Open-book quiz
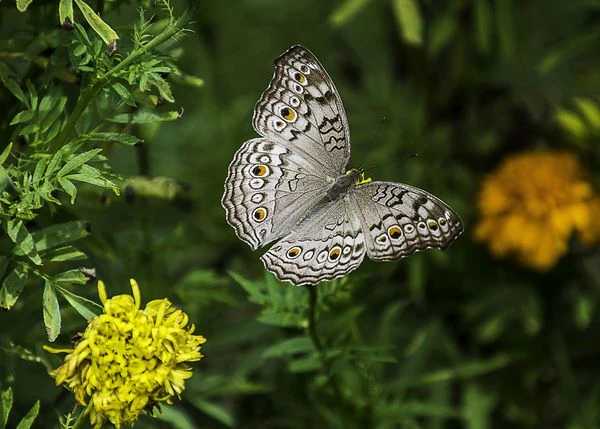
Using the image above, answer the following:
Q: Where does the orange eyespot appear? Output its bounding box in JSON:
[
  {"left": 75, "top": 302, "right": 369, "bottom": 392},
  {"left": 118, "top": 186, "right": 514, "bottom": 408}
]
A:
[
  {"left": 388, "top": 226, "right": 402, "bottom": 239},
  {"left": 252, "top": 207, "right": 267, "bottom": 222},
  {"left": 294, "top": 72, "right": 306, "bottom": 84},
  {"left": 251, "top": 165, "right": 269, "bottom": 177},
  {"left": 280, "top": 107, "right": 297, "bottom": 122},
  {"left": 287, "top": 246, "right": 302, "bottom": 259},
  {"left": 427, "top": 219, "right": 439, "bottom": 231},
  {"left": 329, "top": 246, "right": 341, "bottom": 261}
]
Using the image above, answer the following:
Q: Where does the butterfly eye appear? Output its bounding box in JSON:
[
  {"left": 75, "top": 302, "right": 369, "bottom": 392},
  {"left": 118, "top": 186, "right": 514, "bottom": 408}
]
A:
[
  {"left": 280, "top": 107, "right": 297, "bottom": 122},
  {"left": 299, "top": 64, "right": 310, "bottom": 74},
  {"left": 251, "top": 165, "right": 270, "bottom": 177},
  {"left": 252, "top": 207, "right": 268, "bottom": 222},
  {"left": 404, "top": 224, "right": 415, "bottom": 234},
  {"left": 377, "top": 234, "right": 388, "bottom": 244},
  {"left": 287, "top": 246, "right": 302, "bottom": 259},
  {"left": 417, "top": 222, "right": 427, "bottom": 231},
  {"left": 427, "top": 219, "right": 439, "bottom": 231},
  {"left": 292, "top": 83, "right": 304, "bottom": 94},
  {"left": 259, "top": 155, "right": 271, "bottom": 163},
  {"left": 438, "top": 218, "right": 447, "bottom": 227},
  {"left": 289, "top": 96, "right": 300, "bottom": 108},
  {"left": 388, "top": 226, "right": 403, "bottom": 240},
  {"left": 328, "top": 246, "right": 342, "bottom": 261}
]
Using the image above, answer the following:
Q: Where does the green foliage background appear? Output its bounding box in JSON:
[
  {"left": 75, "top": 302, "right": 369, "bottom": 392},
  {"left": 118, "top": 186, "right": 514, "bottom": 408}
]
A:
[{"left": 1, "top": 0, "right": 600, "bottom": 428}]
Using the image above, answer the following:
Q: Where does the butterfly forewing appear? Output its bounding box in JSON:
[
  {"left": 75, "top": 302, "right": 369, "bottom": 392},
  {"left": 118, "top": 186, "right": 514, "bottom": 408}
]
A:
[
  {"left": 222, "top": 138, "right": 328, "bottom": 250},
  {"left": 252, "top": 45, "right": 351, "bottom": 176}
]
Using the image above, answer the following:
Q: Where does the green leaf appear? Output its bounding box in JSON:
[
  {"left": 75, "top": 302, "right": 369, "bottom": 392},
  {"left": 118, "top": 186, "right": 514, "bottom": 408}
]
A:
[
  {"left": 494, "top": 0, "right": 515, "bottom": 60},
  {"left": 66, "top": 173, "right": 120, "bottom": 193},
  {"left": 379, "top": 401, "right": 462, "bottom": 420},
  {"left": 56, "top": 148, "right": 102, "bottom": 176},
  {"left": 15, "top": 401, "right": 39, "bottom": 429},
  {"left": 474, "top": 0, "right": 492, "bottom": 54},
  {"left": 393, "top": 0, "right": 423, "bottom": 46},
  {"left": 0, "top": 143, "right": 13, "bottom": 166},
  {"left": 0, "top": 265, "right": 28, "bottom": 310},
  {"left": 74, "top": 0, "right": 119, "bottom": 45},
  {"left": 189, "top": 400, "right": 235, "bottom": 428},
  {"left": 41, "top": 246, "right": 86, "bottom": 262},
  {"left": 0, "top": 64, "right": 29, "bottom": 108},
  {"left": 45, "top": 150, "right": 63, "bottom": 176},
  {"left": 329, "top": 0, "right": 371, "bottom": 26},
  {"left": 288, "top": 353, "right": 322, "bottom": 373},
  {"left": 88, "top": 132, "right": 143, "bottom": 146},
  {"left": 10, "top": 110, "right": 34, "bottom": 125},
  {"left": 5, "top": 220, "right": 42, "bottom": 265},
  {"left": 0, "top": 388, "right": 13, "bottom": 429},
  {"left": 58, "top": 177, "right": 77, "bottom": 203},
  {"left": 463, "top": 383, "right": 495, "bottom": 429},
  {"left": 50, "top": 269, "right": 89, "bottom": 285},
  {"left": 16, "top": 0, "right": 34, "bottom": 12},
  {"left": 59, "top": 0, "right": 74, "bottom": 27},
  {"left": 56, "top": 286, "right": 101, "bottom": 320},
  {"left": 263, "top": 336, "right": 315, "bottom": 358},
  {"left": 43, "top": 281, "right": 61, "bottom": 342},
  {"left": 109, "top": 110, "right": 180, "bottom": 123},
  {"left": 30, "top": 220, "right": 90, "bottom": 253}
]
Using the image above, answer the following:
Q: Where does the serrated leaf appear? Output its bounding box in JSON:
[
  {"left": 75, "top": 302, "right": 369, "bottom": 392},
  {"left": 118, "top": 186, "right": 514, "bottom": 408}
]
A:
[
  {"left": 0, "top": 388, "right": 13, "bottom": 429},
  {"left": 5, "top": 220, "right": 42, "bottom": 265},
  {"left": 74, "top": 0, "right": 118, "bottom": 45},
  {"left": 59, "top": 0, "right": 74, "bottom": 27},
  {"left": 263, "top": 336, "right": 315, "bottom": 358},
  {"left": 66, "top": 173, "right": 119, "bottom": 193},
  {"left": 109, "top": 110, "right": 180, "bottom": 123},
  {"left": 56, "top": 286, "right": 100, "bottom": 320},
  {"left": 88, "top": 132, "right": 143, "bottom": 146},
  {"left": 15, "top": 401, "right": 39, "bottom": 429},
  {"left": 0, "top": 265, "right": 28, "bottom": 309},
  {"left": 32, "top": 159, "right": 46, "bottom": 184},
  {"left": 43, "top": 281, "right": 61, "bottom": 341},
  {"left": 56, "top": 148, "right": 101, "bottom": 177}
]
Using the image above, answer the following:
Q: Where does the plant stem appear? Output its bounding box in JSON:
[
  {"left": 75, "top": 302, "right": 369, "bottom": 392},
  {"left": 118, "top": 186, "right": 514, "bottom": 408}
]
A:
[
  {"left": 50, "top": 13, "right": 188, "bottom": 153},
  {"left": 306, "top": 286, "right": 346, "bottom": 411},
  {"left": 71, "top": 405, "right": 90, "bottom": 429}
]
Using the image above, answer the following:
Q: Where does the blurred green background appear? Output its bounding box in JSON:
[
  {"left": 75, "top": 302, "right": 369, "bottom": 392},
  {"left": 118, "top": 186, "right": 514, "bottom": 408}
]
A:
[{"left": 1, "top": 0, "right": 600, "bottom": 427}]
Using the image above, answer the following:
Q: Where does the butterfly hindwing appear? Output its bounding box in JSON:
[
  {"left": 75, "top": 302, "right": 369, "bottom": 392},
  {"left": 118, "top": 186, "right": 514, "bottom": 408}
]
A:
[
  {"left": 253, "top": 45, "right": 350, "bottom": 176},
  {"left": 351, "top": 182, "right": 463, "bottom": 260},
  {"left": 261, "top": 199, "right": 366, "bottom": 285},
  {"left": 222, "top": 138, "right": 329, "bottom": 250}
]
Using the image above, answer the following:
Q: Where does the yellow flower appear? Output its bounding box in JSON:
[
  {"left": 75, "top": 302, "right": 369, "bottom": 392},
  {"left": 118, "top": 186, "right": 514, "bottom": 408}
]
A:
[
  {"left": 474, "top": 151, "right": 600, "bottom": 270},
  {"left": 45, "top": 279, "right": 206, "bottom": 428}
]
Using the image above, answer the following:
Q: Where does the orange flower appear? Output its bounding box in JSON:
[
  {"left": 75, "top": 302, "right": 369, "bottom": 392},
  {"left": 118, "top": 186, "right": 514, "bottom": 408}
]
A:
[{"left": 474, "top": 151, "right": 600, "bottom": 270}]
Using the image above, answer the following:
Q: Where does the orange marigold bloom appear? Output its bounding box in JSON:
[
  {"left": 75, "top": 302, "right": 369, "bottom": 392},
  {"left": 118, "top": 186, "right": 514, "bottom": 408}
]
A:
[{"left": 474, "top": 151, "right": 600, "bottom": 270}]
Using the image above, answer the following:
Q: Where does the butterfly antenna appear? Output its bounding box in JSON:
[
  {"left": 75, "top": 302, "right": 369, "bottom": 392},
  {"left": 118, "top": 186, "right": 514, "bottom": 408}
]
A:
[
  {"left": 358, "top": 116, "right": 387, "bottom": 169},
  {"left": 363, "top": 153, "right": 419, "bottom": 172}
]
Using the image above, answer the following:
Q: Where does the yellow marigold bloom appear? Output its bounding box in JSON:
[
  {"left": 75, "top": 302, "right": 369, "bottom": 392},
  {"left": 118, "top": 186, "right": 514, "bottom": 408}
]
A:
[
  {"left": 474, "top": 151, "right": 600, "bottom": 270},
  {"left": 45, "top": 279, "right": 206, "bottom": 428}
]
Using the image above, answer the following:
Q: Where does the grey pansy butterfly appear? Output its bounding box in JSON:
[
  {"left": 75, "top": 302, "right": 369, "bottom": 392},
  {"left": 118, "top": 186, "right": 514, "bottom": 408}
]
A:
[{"left": 222, "top": 45, "right": 463, "bottom": 286}]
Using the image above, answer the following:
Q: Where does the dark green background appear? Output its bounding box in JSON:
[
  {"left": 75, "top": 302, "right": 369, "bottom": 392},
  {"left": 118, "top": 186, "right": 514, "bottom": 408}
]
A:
[{"left": 1, "top": 0, "right": 600, "bottom": 428}]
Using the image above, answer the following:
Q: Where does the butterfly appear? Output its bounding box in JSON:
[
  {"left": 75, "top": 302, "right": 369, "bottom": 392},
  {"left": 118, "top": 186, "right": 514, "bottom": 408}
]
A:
[{"left": 222, "top": 45, "right": 463, "bottom": 286}]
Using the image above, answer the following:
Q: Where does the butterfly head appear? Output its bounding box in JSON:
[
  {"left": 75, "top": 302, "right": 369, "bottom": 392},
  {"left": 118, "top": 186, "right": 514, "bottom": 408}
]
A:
[{"left": 346, "top": 168, "right": 372, "bottom": 185}]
